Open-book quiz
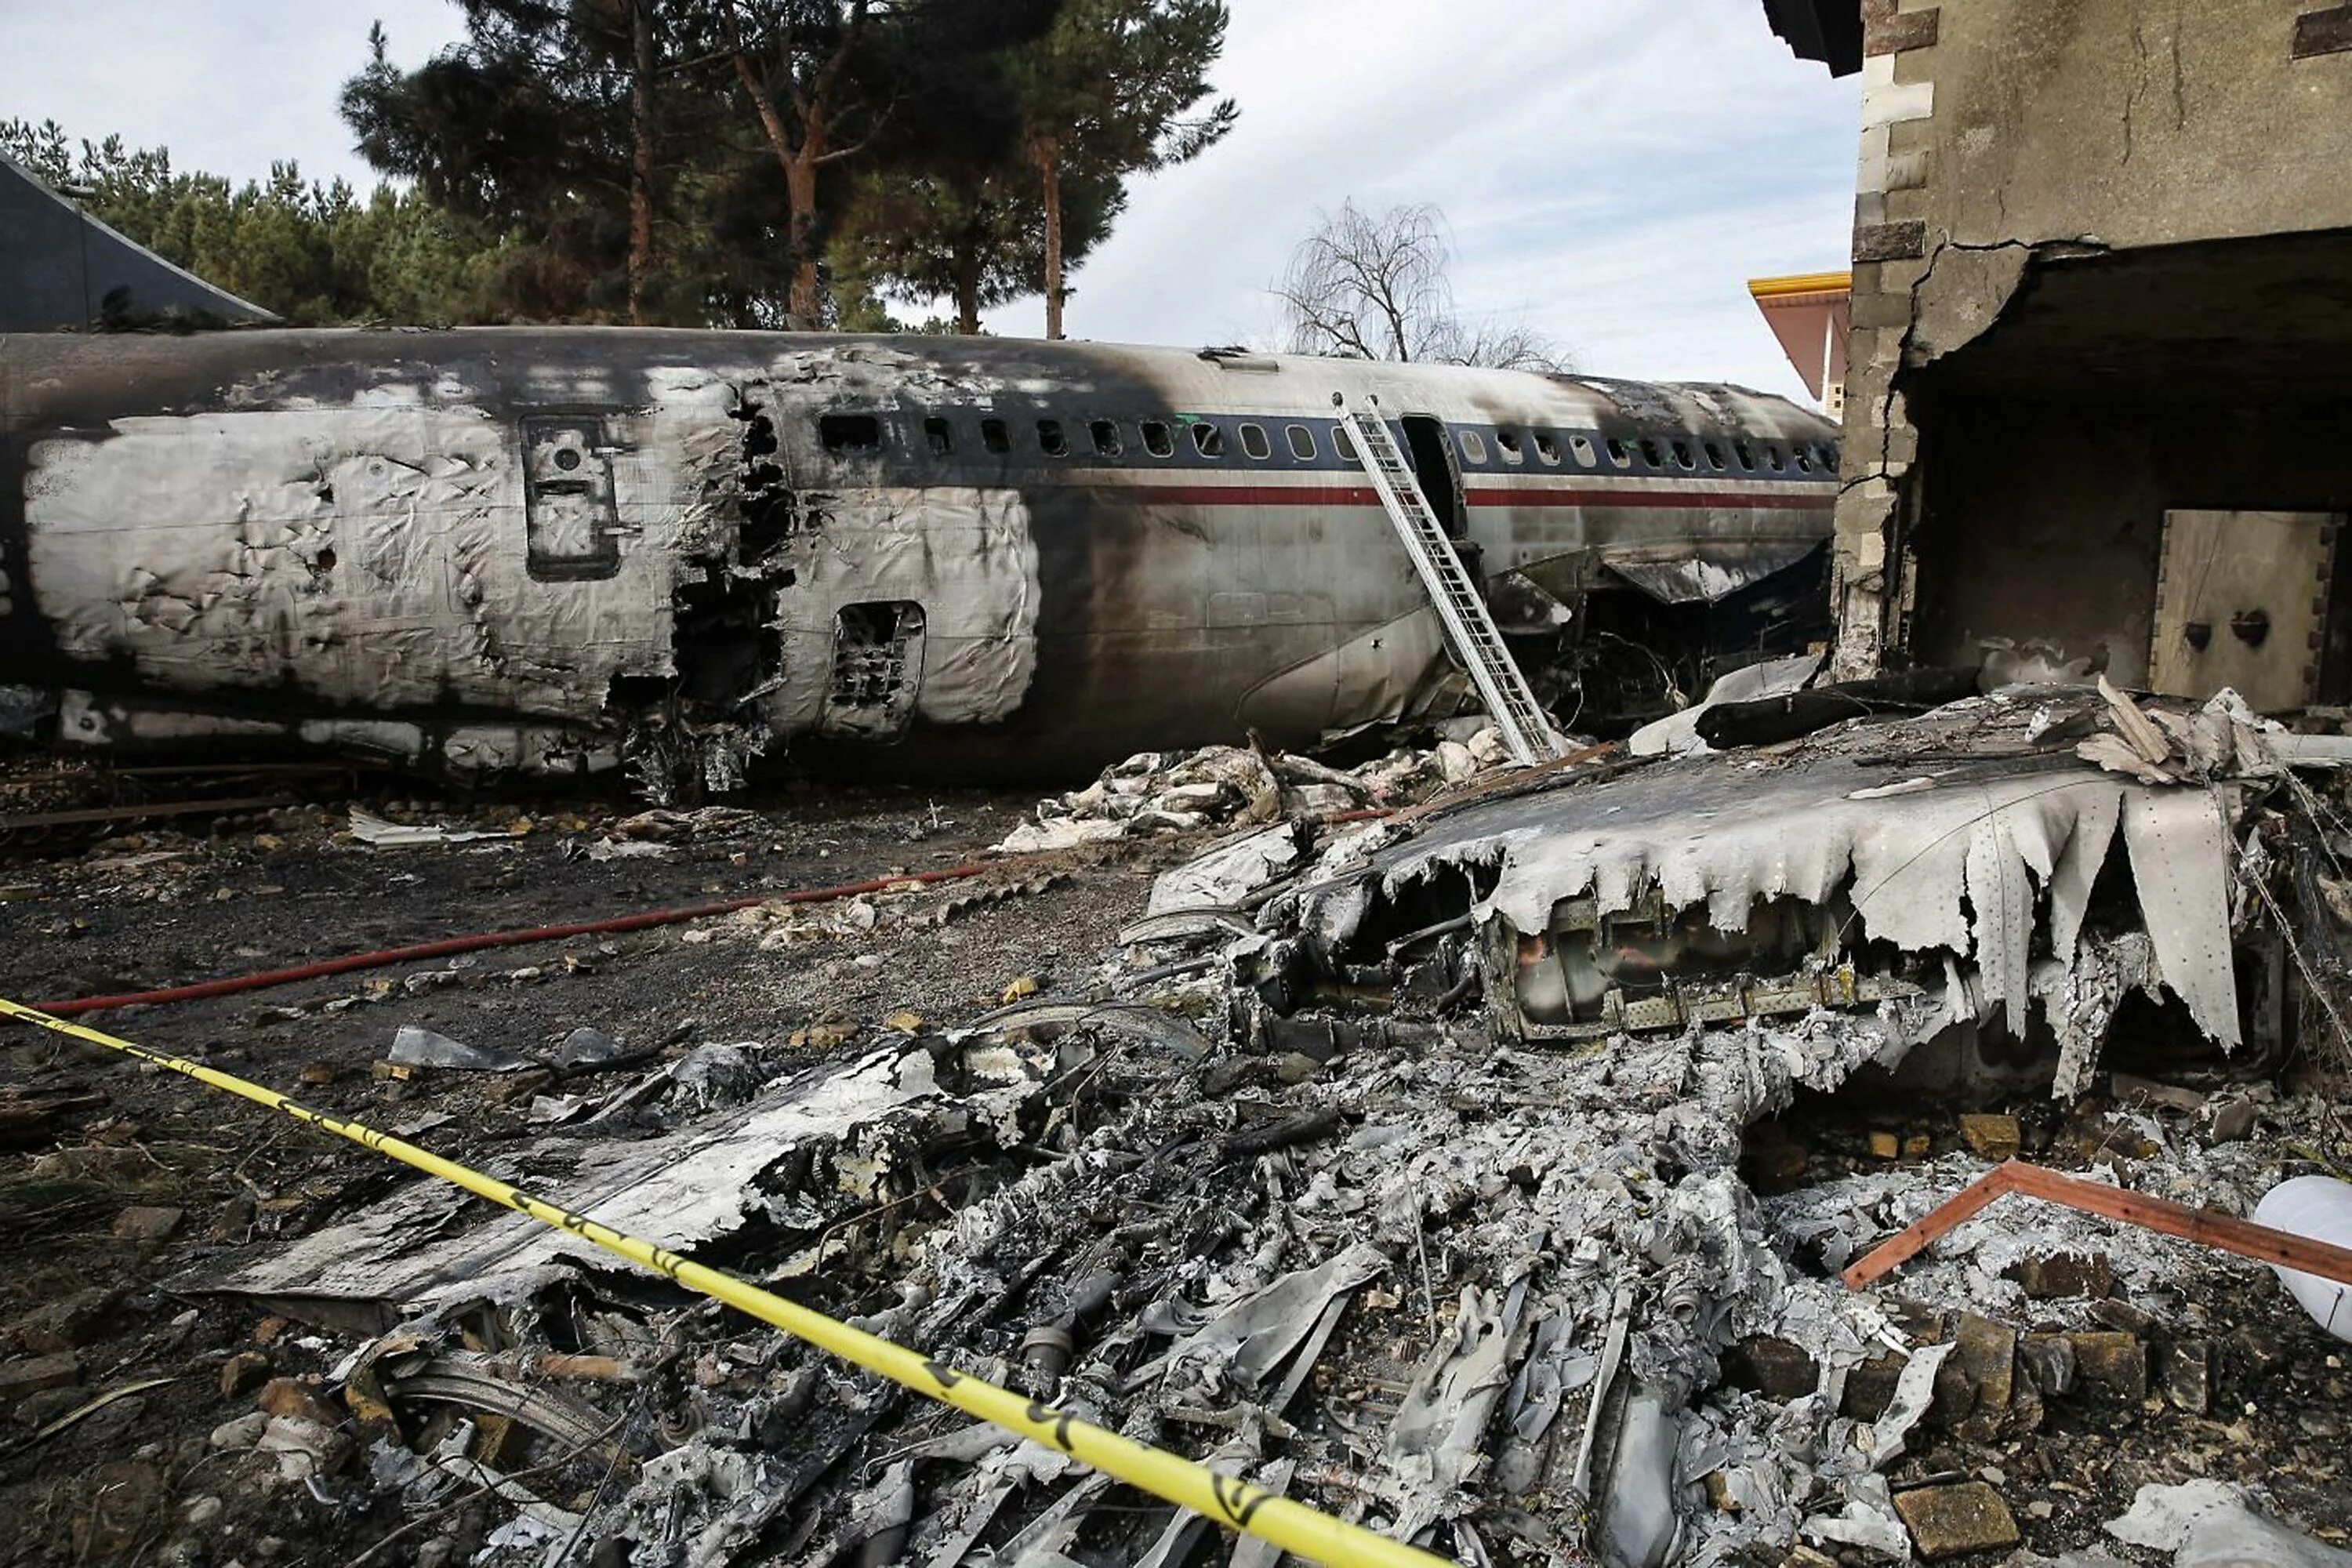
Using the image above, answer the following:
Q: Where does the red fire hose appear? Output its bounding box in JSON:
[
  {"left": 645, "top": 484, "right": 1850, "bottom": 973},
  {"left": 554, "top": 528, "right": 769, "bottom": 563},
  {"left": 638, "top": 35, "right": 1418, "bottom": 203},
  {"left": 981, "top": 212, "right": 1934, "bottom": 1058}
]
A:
[{"left": 34, "top": 863, "right": 993, "bottom": 1018}]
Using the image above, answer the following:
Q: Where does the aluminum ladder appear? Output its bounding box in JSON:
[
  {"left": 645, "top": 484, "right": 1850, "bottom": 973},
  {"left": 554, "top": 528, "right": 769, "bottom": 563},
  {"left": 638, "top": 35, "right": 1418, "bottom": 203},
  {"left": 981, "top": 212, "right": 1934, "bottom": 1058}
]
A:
[{"left": 1341, "top": 397, "right": 1564, "bottom": 765}]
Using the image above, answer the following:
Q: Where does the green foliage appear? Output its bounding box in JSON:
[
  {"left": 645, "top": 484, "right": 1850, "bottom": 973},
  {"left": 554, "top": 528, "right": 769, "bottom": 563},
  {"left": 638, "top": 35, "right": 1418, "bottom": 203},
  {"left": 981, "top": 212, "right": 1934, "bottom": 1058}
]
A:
[
  {"left": 1004, "top": 0, "right": 1234, "bottom": 335},
  {"left": 834, "top": 159, "right": 1121, "bottom": 330},
  {"left": 1010, "top": 0, "right": 1236, "bottom": 180},
  {"left": 2, "top": 0, "right": 1239, "bottom": 336},
  {"left": 340, "top": 5, "right": 733, "bottom": 323},
  {"left": 1, "top": 117, "right": 509, "bottom": 325}
]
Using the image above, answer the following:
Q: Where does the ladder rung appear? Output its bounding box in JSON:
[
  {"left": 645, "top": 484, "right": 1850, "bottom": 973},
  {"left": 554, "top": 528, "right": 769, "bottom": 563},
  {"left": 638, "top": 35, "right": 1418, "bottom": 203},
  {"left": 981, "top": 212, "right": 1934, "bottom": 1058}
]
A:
[{"left": 1343, "top": 404, "right": 1563, "bottom": 766}]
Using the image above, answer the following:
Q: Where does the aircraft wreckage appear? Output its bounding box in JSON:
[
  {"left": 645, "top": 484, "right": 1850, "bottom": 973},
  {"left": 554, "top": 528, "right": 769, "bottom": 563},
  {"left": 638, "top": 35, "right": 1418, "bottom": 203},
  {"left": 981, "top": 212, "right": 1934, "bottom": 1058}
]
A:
[{"left": 0, "top": 329, "right": 1835, "bottom": 788}]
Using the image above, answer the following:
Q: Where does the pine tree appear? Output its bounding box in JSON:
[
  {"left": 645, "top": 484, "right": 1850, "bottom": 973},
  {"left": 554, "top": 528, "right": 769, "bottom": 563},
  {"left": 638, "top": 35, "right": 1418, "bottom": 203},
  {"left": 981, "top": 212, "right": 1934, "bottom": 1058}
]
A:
[{"left": 1007, "top": 0, "right": 1235, "bottom": 339}]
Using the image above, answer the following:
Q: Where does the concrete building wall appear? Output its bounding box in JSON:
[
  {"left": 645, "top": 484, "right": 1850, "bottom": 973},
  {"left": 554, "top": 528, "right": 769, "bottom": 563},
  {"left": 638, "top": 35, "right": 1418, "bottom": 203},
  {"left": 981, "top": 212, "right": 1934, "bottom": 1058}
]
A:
[{"left": 1831, "top": 0, "right": 2352, "bottom": 684}]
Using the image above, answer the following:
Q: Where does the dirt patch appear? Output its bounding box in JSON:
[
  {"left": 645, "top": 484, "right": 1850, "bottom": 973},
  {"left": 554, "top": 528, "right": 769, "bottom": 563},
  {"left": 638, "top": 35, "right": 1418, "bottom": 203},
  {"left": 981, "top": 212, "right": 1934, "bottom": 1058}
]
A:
[{"left": 0, "top": 754, "right": 1189, "bottom": 1566}]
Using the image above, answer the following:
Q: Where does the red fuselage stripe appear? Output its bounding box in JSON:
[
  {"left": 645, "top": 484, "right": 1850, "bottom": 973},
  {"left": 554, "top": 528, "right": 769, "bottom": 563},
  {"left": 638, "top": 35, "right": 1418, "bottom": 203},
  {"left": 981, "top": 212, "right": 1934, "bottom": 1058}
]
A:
[
  {"left": 1463, "top": 487, "right": 1827, "bottom": 510},
  {"left": 1097, "top": 483, "right": 1829, "bottom": 511}
]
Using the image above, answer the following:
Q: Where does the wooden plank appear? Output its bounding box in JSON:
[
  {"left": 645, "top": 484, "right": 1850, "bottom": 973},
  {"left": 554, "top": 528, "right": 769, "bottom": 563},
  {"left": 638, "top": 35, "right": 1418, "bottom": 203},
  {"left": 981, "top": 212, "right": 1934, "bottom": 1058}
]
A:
[
  {"left": 2002, "top": 1162, "right": 2352, "bottom": 1284},
  {"left": 1842, "top": 1158, "right": 2352, "bottom": 1291},
  {"left": 1839, "top": 1163, "right": 2014, "bottom": 1288}
]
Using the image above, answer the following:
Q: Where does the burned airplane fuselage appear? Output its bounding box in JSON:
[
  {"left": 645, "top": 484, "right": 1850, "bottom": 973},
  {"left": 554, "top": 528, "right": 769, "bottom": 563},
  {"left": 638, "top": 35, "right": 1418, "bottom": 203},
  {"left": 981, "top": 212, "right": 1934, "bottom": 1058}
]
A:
[{"left": 0, "top": 329, "right": 1838, "bottom": 784}]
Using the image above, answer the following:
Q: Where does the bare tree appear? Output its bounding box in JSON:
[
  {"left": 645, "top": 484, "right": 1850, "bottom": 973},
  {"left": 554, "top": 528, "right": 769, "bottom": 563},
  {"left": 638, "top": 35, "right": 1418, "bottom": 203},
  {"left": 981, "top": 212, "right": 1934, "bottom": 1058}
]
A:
[{"left": 1274, "top": 200, "right": 1570, "bottom": 371}]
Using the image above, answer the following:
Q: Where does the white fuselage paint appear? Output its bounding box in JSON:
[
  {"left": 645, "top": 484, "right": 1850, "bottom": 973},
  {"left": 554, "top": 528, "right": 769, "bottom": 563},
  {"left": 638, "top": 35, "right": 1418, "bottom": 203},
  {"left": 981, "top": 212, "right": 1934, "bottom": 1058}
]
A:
[
  {"left": 2, "top": 329, "right": 1837, "bottom": 780},
  {"left": 25, "top": 403, "right": 673, "bottom": 716},
  {"left": 20, "top": 387, "right": 1045, "bottom": 735}
]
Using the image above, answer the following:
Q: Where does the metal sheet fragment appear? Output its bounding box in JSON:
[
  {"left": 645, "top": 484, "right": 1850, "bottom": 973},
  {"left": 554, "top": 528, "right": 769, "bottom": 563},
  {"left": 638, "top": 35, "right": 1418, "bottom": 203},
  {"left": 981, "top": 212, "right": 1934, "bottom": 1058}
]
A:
[{"left": 2122, "top": 786, "right": 2242, "bottom": 1050}]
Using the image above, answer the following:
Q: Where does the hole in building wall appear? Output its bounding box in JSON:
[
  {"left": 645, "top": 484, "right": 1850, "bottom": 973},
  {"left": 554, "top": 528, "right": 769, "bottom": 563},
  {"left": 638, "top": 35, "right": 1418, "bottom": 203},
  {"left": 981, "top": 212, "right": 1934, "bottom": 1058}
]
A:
[{"left": 1896, "top": 233, "right": 2352, "bottom": 691}]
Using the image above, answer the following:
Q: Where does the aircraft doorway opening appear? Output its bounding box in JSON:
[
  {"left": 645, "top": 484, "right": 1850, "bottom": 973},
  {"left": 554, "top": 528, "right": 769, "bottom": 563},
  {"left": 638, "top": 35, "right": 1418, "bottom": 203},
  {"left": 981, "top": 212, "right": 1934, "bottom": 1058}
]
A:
[{"left": 1401, "top": 415, "right": 1468, "bottom": 539}]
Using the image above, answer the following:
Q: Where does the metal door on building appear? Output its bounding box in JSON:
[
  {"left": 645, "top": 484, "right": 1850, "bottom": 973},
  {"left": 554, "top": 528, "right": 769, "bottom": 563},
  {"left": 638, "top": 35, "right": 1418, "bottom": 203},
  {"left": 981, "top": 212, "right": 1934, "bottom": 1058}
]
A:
[{"left": 2150, "top": 510, "right": 2341, "bottom": 713}]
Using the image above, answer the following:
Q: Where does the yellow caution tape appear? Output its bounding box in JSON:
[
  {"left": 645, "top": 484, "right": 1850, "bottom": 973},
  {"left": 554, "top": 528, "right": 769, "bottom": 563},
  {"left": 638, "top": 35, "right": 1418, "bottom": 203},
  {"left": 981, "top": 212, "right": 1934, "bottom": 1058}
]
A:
[{"left": 0, "top": 996, "right": 1451, "bottom": 1568}]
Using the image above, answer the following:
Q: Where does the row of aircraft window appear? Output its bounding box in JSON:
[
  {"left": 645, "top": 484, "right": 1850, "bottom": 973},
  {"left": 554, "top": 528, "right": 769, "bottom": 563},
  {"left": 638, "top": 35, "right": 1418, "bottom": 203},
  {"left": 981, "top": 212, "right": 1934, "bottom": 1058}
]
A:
[{"left": 816, "top": 412, "right": 1841, "bottom": 478}]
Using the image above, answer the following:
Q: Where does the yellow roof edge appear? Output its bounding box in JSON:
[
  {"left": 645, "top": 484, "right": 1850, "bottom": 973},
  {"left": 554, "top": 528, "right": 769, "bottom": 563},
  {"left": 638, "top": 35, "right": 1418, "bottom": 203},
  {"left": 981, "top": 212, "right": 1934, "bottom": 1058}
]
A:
[{"left": 1748, "top": 270, "right": 1853, "bottom": 299}]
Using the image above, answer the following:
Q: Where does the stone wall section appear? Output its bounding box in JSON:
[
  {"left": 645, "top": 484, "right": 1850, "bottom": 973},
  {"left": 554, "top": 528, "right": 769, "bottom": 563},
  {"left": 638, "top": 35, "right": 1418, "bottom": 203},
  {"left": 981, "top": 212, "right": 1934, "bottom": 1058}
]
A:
[{"left": 1829, "top": 0, "right": 1940, "bottom": 677}]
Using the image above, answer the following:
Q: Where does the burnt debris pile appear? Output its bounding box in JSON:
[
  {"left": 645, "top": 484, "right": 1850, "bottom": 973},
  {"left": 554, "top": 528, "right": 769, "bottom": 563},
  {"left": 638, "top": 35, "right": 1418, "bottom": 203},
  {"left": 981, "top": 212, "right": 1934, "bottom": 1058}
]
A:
[{"left": 6, "top": 686, "right": 2352, "bottom": 1565}]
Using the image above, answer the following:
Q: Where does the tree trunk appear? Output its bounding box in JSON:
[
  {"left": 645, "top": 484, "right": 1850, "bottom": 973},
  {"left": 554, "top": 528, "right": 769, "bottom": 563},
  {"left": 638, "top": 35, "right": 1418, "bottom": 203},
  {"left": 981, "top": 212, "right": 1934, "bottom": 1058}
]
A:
[
  {"left": 955, "top": 247, "right": 981, "bottom": 335},
  {"left": 731, "top": 50, "right": 827, "bottom": 331},
  {"left": 1037, "top": 134, "right": 1063, "bottom": 340},
  {"left": 627, "top": 0, "right": 655, "bottom": 325},
  {"left": 785, "top": 155, "right": 822, "bottom": 328}
]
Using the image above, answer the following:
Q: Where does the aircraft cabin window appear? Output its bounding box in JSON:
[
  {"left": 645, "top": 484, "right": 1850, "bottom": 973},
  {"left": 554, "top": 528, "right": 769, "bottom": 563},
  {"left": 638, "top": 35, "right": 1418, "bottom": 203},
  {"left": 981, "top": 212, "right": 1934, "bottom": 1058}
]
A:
[
  {"left": 1192, "top": 421, "right": 1226, "bottom": 458},
  {"left": 1533, "top": 432, "right": 1562, "bottom": 466},
  {"left": 1764, "top": 444, "right": 1785, "bottom": 470},
  {"left": 924, "top": 417, "right": 953, "bottom": 456},
  {"left": 1089, "top": 419, "right": 1123, "bottom": 456},
  {"left": 982, "top": 418, "right": 1011, "bottom": 454},
  {"left": 1142, "top": 420, "right": 1174, "bottom": 457},
  {"left": 1638, "top": 437, "right": 1665, "bottom": 469},
  {"left": 1286, "top": 424, "right": 1316, "bottom": 460},
  {"left": 1333, "top": 425, "right": 1356, "bottom": 461},
  {"left": 1570, "top": 435, "right": 1597, "bottom": 466},
  {"left": 1670, "top": 439, "right": 1695, "bottom": 470},
  {"left": 1701, "top": 441, "right": 1726, "bottom": 470},
  {"left": 1792, "top": 445, "right": 1814, "bottom": 473},
  {"left": 1495, "top": 430, "right": 1525, "bottom": 464},
  {"left": 820, "top": 414, "right": 882, "bottom": 453},
  {"left": 1604, "top": 436, "right": 1631, "bottom": 469},
  {"left": 1039, "top": 419, "right": 1070, "bottom": 457},
  {"left": 1240, "top": 423, "right": 1272, "bottom": 459},
  {"left": 1733, "top": 440, "right": 1756, "bottom": 470},
  {"left": 1459, "top": 430, "right": 1487, "bottom": 464},
  {"left": 1819, "top": 442, "right": 1840, "bottom": 469}
]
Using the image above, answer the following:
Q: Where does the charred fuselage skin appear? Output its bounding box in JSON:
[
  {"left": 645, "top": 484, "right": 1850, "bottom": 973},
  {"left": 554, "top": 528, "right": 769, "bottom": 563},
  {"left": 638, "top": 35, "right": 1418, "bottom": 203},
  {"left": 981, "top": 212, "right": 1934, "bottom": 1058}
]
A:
[{"left": 0, "top": 329, "right": 1837, "bottom": 783}]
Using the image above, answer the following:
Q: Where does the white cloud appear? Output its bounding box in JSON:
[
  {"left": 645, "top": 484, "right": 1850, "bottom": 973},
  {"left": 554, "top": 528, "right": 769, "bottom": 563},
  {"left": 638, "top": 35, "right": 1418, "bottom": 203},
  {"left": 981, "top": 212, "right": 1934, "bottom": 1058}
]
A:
[
  {"left": 0, "top": 0, "right": 465, "bottom": 190},
  {"left": 0, "top": 0, "right": 1858, "bottom": 399},
  {"left": 986, "top": 0, "right": 1860, "bottom": 400}
]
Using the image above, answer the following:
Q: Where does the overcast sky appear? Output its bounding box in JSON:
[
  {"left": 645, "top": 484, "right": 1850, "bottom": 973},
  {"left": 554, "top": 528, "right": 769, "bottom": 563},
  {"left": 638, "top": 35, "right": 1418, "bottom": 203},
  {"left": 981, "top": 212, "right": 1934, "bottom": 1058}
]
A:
[{"left": 0, "top": 0, "right": 1857, "bottom": 400}]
